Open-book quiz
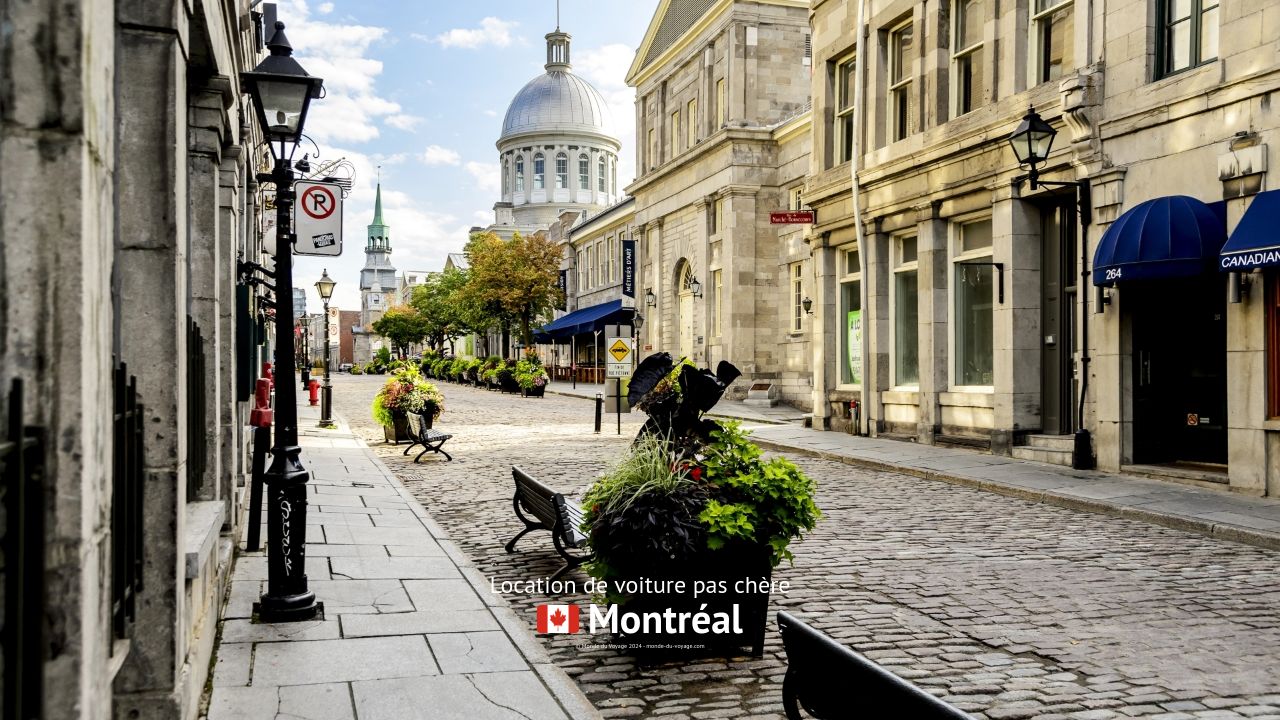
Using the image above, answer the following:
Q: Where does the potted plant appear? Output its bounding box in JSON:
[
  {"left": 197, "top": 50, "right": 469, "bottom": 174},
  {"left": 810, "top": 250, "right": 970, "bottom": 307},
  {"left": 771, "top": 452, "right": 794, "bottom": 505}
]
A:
[
  {"left": 372, "top": 366, "right": 445, "bottom": 443},
  {"left": 498, "top": 359, "right": 521, "bottom": 394},
  {"left": 514, "top": 356, "right": 549, "bottom": 397},
  {"left": 581, "top": 354, "right": 820, "bottom": 657}
]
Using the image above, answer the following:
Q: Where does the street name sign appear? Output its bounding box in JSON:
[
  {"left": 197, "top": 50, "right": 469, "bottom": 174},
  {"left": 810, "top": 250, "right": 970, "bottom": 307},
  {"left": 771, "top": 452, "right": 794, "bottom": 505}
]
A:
[
  {"left": 769, "top": 211, "right": 815, "bottom": 224},
  {"left": 294, "top": 181, "right": 344, "bottom": 256}
]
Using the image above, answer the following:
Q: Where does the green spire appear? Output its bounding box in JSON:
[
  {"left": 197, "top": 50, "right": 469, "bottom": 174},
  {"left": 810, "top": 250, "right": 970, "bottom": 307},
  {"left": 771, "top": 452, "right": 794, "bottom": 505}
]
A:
[{"left": 372, "top": 182, "right": 385, "bottom": 226}]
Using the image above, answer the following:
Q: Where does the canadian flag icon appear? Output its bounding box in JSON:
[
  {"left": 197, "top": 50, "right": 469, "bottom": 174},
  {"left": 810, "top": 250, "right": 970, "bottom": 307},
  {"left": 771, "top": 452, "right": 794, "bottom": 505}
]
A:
[{"left": 536, "top": 604, "right": 580, "bottom": 634}]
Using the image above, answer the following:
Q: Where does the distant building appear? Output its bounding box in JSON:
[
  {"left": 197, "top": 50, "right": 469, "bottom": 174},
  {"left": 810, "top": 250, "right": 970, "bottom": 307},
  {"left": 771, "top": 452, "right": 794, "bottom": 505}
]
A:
[
  {"left": 339, "top": 310, "right": 360, "bottom": 365},
  {"left": 354, "top": 184, "right": 397, "bottom": 363}
]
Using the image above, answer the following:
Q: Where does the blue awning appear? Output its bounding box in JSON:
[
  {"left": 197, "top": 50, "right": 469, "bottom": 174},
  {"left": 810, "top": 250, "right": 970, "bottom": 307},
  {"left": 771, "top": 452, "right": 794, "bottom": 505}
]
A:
[
  {"left": 533, "top": 299, "right": 631, "bottom": 343},
  {"left": 1220, "top": 190, "right": 1280, "bottom": 271},
  {"left": 1092, "top": 195, "right": 1226, "bottom": 286}
]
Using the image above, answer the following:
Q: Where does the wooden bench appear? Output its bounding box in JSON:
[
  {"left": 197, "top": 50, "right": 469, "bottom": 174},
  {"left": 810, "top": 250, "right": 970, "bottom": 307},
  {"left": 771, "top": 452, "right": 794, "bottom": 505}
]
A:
[
  {"left": 505, "top": 466, "right": 592, "bottom": 581},
  {"left": 403, "top": 413, "right": 452, "bottom": 462},
  {"left": 777, "top": 611, "right": 973, "bottom": 719}
]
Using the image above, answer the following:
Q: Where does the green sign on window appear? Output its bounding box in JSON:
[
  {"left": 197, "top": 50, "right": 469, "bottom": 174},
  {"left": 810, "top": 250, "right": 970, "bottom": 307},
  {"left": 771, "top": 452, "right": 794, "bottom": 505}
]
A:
[{"left": 847, "top": 309, "right": 862, "bottom": 385}]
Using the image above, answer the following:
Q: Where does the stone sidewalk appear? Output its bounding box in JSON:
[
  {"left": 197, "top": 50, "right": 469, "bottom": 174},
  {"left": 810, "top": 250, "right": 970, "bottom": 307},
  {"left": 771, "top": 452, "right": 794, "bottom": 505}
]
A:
[
  {"left": 747, "top": 424, "right": 1280, "bottom": 551},
  {"left": 203, "top": 403, "right": 600, "bottom": 720}
]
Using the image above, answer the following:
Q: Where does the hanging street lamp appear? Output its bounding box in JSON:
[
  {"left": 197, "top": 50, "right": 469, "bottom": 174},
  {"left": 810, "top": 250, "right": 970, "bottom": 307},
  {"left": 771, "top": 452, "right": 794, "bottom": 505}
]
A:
[
  {"left": 243, "top": 20, "right": 325, "bottom": 622},
  {"left": 1007, "top": 106, "right": 1095, "bottom": 471},
  {"left": 315, "top": 269, "right": 336, "bottom": 428}
]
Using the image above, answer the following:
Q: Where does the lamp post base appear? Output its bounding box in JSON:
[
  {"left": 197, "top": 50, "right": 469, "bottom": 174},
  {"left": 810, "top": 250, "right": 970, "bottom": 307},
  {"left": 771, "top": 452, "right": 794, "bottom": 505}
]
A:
[
  {"left": 1072, "top": 429, "right": 1095, "bottom": 470},
  {"left": 254, "top": 597, "right": 324, "bottom": 623}
]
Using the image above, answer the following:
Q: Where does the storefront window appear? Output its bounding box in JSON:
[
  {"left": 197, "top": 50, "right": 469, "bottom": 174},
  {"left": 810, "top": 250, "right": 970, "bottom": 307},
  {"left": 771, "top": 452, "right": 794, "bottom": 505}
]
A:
[
  {"left": 1269, "top": 273, "right": 1280, "bottom": 417},
  {"left": 954, "top": 219, "right": 994, "bottom": 386},
  {"left": 894, "top": 236, "right": 919, "bottom": 386},
  {"left": 840, "top": 246, "right": 862, "bottom": 386}
]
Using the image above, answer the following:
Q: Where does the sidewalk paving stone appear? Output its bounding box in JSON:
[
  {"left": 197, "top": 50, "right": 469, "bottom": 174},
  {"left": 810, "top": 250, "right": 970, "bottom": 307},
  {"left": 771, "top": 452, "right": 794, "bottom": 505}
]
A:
[{"left": 352, "top": 672, "right": 570, "bottom": 720}]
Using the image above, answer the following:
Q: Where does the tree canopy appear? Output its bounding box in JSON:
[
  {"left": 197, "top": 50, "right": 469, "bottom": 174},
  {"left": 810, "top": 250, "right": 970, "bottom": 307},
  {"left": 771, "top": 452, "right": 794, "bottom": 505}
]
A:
[
  {"left": 370, "top": 306, "right": 428, "bottom": 358},
  {"left": 463, "top": 230, "right": 562, "bottom": 347}
]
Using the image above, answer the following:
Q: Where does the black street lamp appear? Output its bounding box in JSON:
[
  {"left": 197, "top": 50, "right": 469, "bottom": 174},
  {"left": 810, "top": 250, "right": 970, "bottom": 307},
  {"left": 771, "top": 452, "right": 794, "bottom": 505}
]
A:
[
  {"left": 1007, "top": 106, "right": 1094, "bottom": 471},
  {"left": 243, "top": 21, "right": 325, "bottom": 623},
  {"left": 315, "top": 269, "right": 336, "bottom": 428}
]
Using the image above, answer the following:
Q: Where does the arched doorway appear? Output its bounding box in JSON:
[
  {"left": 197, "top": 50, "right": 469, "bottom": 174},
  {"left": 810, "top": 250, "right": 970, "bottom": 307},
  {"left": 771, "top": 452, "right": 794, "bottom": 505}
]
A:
[{"left": 675, "top": 260, "right": 695, "bottom": 361}]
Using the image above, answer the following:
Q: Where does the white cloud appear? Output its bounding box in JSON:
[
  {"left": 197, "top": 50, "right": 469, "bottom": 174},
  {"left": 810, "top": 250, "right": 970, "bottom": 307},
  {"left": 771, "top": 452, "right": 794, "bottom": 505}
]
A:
[
  {"left": 386, "top": 114, "right": 423, "bottom": 131},
  {"left": 465, "top": 161, "right": 500, "bottom": 193},
  {"left": 316, "top": 2, "right": 334, "bottom": 14},
  {"left": 483, "top": 109, "right": 498, "bottom": 117},
  {"left": 575, "top": 43, "right": 638, "bottom": 190},
  {"left": 422, "top": 145, "right": 462, "bottom": 166},
  {"left": 434, "top": 17, "right": 517, "bottom": 50}
]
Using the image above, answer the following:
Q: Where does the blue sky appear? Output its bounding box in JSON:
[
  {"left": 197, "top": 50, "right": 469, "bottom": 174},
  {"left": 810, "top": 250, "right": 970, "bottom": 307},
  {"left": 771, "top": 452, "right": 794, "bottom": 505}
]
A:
[{"left": 281, "top": 0, "right": 654, "bottom": 311}]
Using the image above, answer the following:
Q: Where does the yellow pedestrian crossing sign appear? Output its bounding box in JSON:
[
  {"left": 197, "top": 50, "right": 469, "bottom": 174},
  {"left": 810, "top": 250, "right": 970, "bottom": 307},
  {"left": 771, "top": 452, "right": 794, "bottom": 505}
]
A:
[{"left": 609, "top": 339, "right": 631, "bottom": 362}]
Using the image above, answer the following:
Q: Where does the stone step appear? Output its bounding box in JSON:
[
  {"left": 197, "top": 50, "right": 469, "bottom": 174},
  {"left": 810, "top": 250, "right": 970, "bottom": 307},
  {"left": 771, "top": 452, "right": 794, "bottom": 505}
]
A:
[
  {"left": 1010, "top": 445, "right": 1074, "bottom": 467},
  {"left": 1023, "top": 433, "right": 1076, "bottom": 451}
]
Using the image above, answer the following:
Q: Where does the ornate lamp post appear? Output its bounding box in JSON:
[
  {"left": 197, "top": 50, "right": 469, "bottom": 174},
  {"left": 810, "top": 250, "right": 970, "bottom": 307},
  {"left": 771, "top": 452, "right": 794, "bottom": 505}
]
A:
[
  {"left": 1007, "top": 106, "right": 1094, "bottom": 471},
  {"left": 243, "top": 21, "right": 325, "bottom": 622},
  {"left": 315, "top": 269, "right": 336, "bottom": 427}
]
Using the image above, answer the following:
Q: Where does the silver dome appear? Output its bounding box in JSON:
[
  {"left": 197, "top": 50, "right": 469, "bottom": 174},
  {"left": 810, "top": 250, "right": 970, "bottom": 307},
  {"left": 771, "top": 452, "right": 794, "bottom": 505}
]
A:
[{"left": 499, "top": 71, "right": 617, "bottom": 145}]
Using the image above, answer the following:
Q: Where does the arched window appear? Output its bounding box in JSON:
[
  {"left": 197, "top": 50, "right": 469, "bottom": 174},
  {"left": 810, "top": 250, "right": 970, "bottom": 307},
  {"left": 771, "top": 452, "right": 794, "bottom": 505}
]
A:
[
  {"left": 502, "top": 160, "right": 510, "bottom": 195},
  {"left": 610, "top": 158, "right": 617, "bottom": 195},
  {"left": 515, "top": 156, "right": 525, "bottom": 192},
  {"left": 555, "top": 152, "right": 568, "bottom": 190},
  {"left": 533, "top": 153, "right": 545, "bottom": 190},
  {"left": 578, "top": 154, "right": 590, "bottom": 190},
  {"left": 597, "top": 155, "right": 606, "bottom": 192}
]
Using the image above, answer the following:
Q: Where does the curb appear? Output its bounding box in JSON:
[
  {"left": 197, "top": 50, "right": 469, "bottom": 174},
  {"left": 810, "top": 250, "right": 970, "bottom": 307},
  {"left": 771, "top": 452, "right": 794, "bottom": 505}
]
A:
[{"left": 753, "top": 439, "right": 1280, "bottom": 553}]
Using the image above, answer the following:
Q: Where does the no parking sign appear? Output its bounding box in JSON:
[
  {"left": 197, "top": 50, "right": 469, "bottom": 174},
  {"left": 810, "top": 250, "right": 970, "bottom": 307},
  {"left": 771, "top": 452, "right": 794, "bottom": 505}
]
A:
[{"left": 294, "top": 181, "right": 343, "bottom": 256}]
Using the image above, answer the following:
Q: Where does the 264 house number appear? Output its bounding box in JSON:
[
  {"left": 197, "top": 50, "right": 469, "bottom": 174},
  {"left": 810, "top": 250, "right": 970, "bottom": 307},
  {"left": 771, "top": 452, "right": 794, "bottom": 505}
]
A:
[{"left": 1104, "top": 268, "right": 1122, "bottom": 281}]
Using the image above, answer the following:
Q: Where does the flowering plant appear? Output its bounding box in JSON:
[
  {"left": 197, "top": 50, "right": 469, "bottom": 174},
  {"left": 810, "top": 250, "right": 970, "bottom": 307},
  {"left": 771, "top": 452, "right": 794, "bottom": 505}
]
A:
[
  {"left": 371, "top": 366, "right": 444, "bottom": 426},
  {"left": 513, "top": 358, "right": 549, "bottom": 390}
]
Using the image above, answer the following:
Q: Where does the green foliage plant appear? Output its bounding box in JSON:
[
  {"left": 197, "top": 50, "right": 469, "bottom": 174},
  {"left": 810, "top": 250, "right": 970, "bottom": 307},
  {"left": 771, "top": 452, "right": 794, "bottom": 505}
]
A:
[
  {"left": 371, "top": 366, "right": 445, "bottom": 426},
  {"left": 513, "top": 359, "right": 549, "bottom": 390}
]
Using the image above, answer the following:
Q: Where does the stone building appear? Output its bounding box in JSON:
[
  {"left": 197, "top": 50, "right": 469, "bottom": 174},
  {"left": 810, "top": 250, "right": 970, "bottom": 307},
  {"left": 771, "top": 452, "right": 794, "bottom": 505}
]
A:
[
  {"left": 805, "top": 0, "right": 1280, "bottom": 494},
  {"left": 484, "top": 25, "right": 623, "bottom": 240},
  {"left": 626, "top": 0, "right": 814, "bottom": 407},
  {"left": 354, "top": 184, "right": 397, "bottom": 363},
  {"left": 339, "top": 310, "right": 360, "bottom": 366},
  {"left": 0, "top": 0, "right": 275, "bottom": 717}
]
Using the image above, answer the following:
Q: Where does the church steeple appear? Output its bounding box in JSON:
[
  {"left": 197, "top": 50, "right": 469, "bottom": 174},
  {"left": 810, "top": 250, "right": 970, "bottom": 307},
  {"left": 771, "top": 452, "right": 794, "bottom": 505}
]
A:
[{"left": 366, "top": 182, "right": 390, "bottom": 252}]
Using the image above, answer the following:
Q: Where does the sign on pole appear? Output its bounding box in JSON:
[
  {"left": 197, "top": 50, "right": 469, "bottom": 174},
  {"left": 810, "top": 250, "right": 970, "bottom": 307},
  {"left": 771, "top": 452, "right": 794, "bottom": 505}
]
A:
[
  {"left": 294, "top": 181, "right": 344, "bottom": 256},
  {"left": 606, "top": 337, "right": 633, "bottom": 378}
]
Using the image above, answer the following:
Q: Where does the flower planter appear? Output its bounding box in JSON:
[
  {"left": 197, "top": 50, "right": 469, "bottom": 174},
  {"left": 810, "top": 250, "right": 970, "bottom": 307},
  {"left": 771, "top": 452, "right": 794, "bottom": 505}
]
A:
[
  {"left": 610, "top": 542, "right": 772, "bottom": 658},
  {"left": 499, "top": 373, "right": 521, "bottom": 394},
  {"left": 521, "top": 384, "right": 546, "bottom": 398},
  {"left": 383, "top": 412, "right": 411, "bottom": 444}
]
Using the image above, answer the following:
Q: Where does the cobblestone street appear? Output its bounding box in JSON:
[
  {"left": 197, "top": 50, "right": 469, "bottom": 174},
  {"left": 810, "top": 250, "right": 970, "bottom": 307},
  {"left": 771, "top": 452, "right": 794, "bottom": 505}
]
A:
[{"left": 332, "top": 375, "right": 1280, "bottom": 720}]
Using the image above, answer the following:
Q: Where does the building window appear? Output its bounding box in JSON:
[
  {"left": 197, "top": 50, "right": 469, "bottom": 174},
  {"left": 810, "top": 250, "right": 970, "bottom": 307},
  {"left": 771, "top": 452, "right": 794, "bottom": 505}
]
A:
[
  {"left": 611, "top": 159, "right": 617, "bottom": 194},
  {"left": 791, "top": 262, "right": 804, "bottom": 332},
  {"left": 597, "top": 155, "right": 606, "bottom": 191},
  {"left": 789, "top": 186, "right": 804, "bottom": 211},
  {"left": 502, "top": 160, "right": 510, "bottom": 195},
  {"left": 578, "top": 154, "right": 589, "bottom": 190},
  {"left": 533, "top": 153, "right": 545, "bottom": 189},
  {"left": 834, "top": 54, "right": 857, "bottom": 164},
  {"left": 953, "top": 0, "right": 985, "bottom": 116},
  {"left": 670, "top": 110, "right": 681, "bottom": 156},
  {"left": 710, "top": 197, "right": 725, "bottom": 234},
  {"left": 1032, "top": 0, "right": 1074, "bottom": 84},
  {"left": 1158, "top": 0, "right": 1218, "bottom": 78},
  {"left": 712, "top": 269, "right": 723, "bottom": 336},
  {"left": 515, "top": 156, "right": 525, "bottom": 192},
  {"left": 648, "top": 128, "right": 657, "bottom": 168},
  {"left": 585, "top": 245, "right": 594, "bottom": 289},
  {"left": 893, "top": 236, "right": 919, "bottom": 386},
  {"left": 954, "top": 219, "right": 994, "bottom": 386},
  {"left": 889, "top": 21, "right": 915, "bottom": 141},
  {"left": 596, "top": 241, "right": 606, "bottom": 286},
  {"left": 687, "top": 98, "right": 698, "bottom": 147},
  {"left": 840, "top": 246, "right": 862, "bottom": 385},
  {"left": 555, "top": 152, "right": 568, "bottom": 190},
  {"left": 716, "top": 78, "right": 726, "bottom": 127}
]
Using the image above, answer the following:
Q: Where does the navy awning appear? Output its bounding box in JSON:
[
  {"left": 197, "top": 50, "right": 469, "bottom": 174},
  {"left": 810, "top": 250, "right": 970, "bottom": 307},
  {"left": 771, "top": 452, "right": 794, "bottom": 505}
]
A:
[
  {"left": 1220, "top": 189, "right": 1280, "bottom": 271},
  {"left": 533, "top": 299, "right": 631, "bottom": 343},
  {"left": 1092, "top": 195, "right": 1226, "bottom": 286}
]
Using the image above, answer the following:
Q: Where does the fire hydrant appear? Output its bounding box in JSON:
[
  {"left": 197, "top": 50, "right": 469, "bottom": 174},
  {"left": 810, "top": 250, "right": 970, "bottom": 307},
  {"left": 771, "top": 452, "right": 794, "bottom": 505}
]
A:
[{"left": 308, "top": 379, "right": 320, "bottom": 406}]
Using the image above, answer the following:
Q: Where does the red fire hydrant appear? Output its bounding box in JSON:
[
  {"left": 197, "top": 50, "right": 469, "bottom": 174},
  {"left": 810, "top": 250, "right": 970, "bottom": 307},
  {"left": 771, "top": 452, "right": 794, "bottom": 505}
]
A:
[
  {"left": 262, "top": 361, "right": 274, "bottom": 389},
  {"left": 308, "top": 379, "right": 320, "bottom": 406},
  {"left": 250, "top": 378, "right": 273, "bottom": 428}
]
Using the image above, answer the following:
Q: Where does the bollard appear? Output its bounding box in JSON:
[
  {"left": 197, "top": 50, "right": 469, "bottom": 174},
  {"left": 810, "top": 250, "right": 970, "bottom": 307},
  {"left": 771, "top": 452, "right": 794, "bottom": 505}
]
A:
[
  {"left": 594, "top": 392, "right": 603, "bottom": 434},
  {"left": 849, "top": 400, "right": 861, "bottom": 436},
  {"left": 300, "top": 366, "right": 311, "bottom": 391},
  {"left": 246, "top": 425, "right": 270, "bottom": 552}
]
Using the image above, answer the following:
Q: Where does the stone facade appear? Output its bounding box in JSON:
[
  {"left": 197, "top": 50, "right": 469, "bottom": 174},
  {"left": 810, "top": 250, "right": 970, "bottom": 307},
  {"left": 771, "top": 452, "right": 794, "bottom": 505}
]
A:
[
  {"left": 806, "top": 0, "right": 1280, "bottom": 495},
  {"left": 0, "top": 0, "right": 268, "bottom": 718},
  {"left": 627, "top": 0, "right": 814, "bottom": 407}
]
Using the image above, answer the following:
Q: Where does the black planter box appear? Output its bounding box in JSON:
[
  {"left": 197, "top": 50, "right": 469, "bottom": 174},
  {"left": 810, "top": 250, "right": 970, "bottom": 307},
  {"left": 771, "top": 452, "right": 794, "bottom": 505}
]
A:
[
  {"left": 383, "top": 412, "right": 410, "bottom": 444},
  {"left": 608, "top": 542, "right": 772, "bottom": 659},
  {"left": 521, "top": 384, "right": 546, "bottom": 398}
]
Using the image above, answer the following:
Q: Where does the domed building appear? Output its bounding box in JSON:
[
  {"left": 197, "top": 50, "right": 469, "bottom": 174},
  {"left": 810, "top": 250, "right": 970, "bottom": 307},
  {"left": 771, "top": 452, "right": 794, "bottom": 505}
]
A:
[{"left": 484, "top": 27, "right": 622, "bottom": 237}]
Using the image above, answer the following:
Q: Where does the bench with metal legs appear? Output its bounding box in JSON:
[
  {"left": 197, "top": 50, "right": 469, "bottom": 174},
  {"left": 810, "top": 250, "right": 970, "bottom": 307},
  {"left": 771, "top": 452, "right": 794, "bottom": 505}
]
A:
[{"left": 505, "top": 466, "right": 592, "bottom": 581}]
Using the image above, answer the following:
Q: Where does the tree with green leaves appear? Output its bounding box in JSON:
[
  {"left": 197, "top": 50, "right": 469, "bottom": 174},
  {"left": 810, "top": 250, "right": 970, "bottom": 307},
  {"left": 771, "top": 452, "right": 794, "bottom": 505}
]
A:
[
  {"left": 371, "top": 306, "right": 428, "bottom": 358},
  {"left": 410, "top": 267, "right": 479, "bottom": 355},
  {"left": 464, "top": 230, "right": 562, "bottom": 350}
]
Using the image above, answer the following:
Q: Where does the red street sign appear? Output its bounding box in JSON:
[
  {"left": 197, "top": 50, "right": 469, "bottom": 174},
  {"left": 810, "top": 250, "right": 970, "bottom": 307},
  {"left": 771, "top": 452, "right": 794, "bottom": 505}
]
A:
[
  {"left": 300, "top": 184, "right": 337, "bottom": 220},
  {"left": 770, "top": 211, "right": 814, "bottom": 224}
]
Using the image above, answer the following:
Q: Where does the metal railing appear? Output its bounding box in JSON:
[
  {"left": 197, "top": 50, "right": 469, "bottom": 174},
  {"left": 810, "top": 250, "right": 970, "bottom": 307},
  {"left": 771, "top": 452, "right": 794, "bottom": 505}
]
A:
[
  {"left": 3, "top": 378, "right": 47, "bottom": 720},
  {"left": 186, "top": 319, "right": 207, "bottom": 499},
  {"left": 111, "top": 363, "right": 145, "bottom": 644}
]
